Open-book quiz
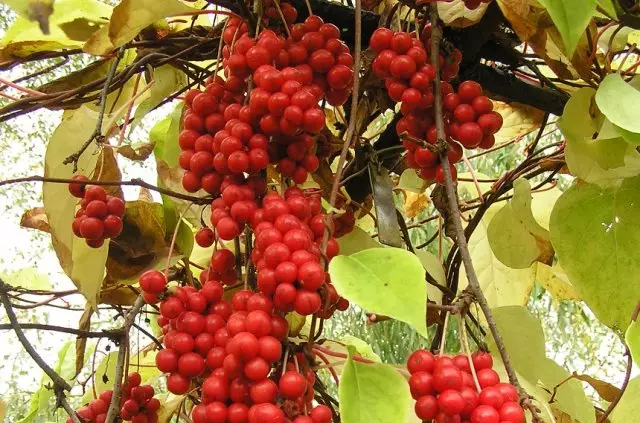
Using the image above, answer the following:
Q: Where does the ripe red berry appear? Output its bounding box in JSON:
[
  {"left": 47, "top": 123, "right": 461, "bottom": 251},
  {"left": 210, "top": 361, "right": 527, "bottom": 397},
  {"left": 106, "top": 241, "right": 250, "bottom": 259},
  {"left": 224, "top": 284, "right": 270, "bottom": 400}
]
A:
[
  {"left": 414, "top": 395, "right": 438, "bottom": 420},
  {"left": 80, "top": 217, "right": 104, "bottom": 240},
  {"left": 407, "top": 349, "right": 436, "bottom": 374},
  {"left": 476, "top": 368, "right": 500, "bottom": 388},
  {"left": 279, "top": 370, "right": 308, "bottom": 399},
  {"left": 370, "top": 28, "right": 393, "bottom": 52},
  {"left": 433, "top": 366, "right": 463, "bottom": 392},
  {"left": 195, "top": 228, "right": 216, "bottom": 247},
  {"left": 167, "top": 372, "right": 190, "bottom": 394},
  {"left": 139, "top": 270, "right": 166, "bottom": 295},
  {"left": 69, "top": 175, "right": 89, "bottom": 198},
  {"left": 438, "top": 389, "right": 466, "bottom": 416},
  {"left": 409, "top": 372, "right": 434, "bottom": 399},
  {"left": 458, "top": 81, "right": 483, "bottom": 103},
  {"left": 155, "top": 348, "right": 178, "bottom": 373},
  {"left": 103, "top": 215, "right": 123, "bottom": 238},
  {"left": 499, "top": 402, "right": 525, "bottom": 423},
  {"left": 470, "top": 405, "right": 500, "bottom": 423}
]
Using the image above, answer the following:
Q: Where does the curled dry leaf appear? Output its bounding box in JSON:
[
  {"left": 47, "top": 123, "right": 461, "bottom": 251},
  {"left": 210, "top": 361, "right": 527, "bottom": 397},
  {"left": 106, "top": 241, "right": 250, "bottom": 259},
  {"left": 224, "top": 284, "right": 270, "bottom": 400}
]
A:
[
  {"left": 403, "top": 191, "right": 429, "bottom": 219},
  {"left": 437, "top": 0, "right": 489, "bottom": 28},
  {"left": 20, "top": 207, "right": 51, "bottom": 233}
]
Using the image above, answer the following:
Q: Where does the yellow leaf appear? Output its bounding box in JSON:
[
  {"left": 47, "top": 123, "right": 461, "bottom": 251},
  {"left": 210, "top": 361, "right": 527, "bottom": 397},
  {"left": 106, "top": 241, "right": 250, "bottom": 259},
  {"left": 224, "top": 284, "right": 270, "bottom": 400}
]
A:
[
  {"left": 575, "top": 374, "right": 621, "bottom": 402},
  {"left": 536, "top": 262, "right": 580, "bottom": 300},
  {"left": 84, "top": 0, "right": 198, "bottom": 55},
  {"left": 493, "top": 101, "right": 545, "bottom": 144},
  {"left": 403, "top": 192, "right": 429, "bottom": 218}
]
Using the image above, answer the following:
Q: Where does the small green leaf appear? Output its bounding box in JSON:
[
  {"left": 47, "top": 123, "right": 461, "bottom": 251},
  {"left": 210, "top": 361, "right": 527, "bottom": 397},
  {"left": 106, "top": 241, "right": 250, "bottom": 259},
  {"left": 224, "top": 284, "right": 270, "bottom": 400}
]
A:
[
  {"left": 550, "top": 176, "right": 640, "bottom": 330},
  {"left": 537, "top": 0, "right": 597, "bottom": 57},
  {"left": 329, "top": 248, "right": 428, "bottom": 338},
  {"left": 339, "top": 347, "right": 411, "bottom": 423},
  {"left": 611, "top": 377, "right": 640, "bottom": 422},
  {"left": 341, "top": 335, "right": 382, "bottom": 362},
  {"left": 415, "top": 250, "right": 445, "bottom": 304},
  {"left": 625, "top": 319, "right": 640, "bottom": 366},
  {"left": 538, "top": 359, "right": 596, "bottom": 423},
  {"left": 336, "top": 226, "right": 381, "bottom": 256},
  {"left": 152, "top": 103, "right": 183, "bottom": 169},
  {"left": 596, "top": 75, "right": 640, "bottom": 135},
  {"left": 487, "top": 178, "right": 553, "bottom": 269},
  {"left": 396, "top": 169, "right": 427, "bottom": 193},
  {"left": 558, "top": 88, "right": 640, "bottom": 187}
]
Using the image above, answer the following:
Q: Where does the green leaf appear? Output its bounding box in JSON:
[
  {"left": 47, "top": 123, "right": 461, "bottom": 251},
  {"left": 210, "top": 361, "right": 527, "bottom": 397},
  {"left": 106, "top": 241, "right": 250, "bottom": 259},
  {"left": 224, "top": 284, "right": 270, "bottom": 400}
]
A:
[
  {"left": 396, "top": 169, "right": 427, "bottom": 193},
  {"left": 596, "top": 75, "right": 640, "bottom": 135},
  {"left": 611, "top": 377, "right": 640, "bottom": 423},
  {"left": 341, "top": 335, "right": 382, "bottom": 362},
  {"left": 152, "top": 103, "right": 184, "bottom": 169},
  {"left": 538, "top": 359, "right": 595, "bottom": 423},
  {"left": 625, "top": 318, "right": 640, "bottom": 366},
  {"left": 339, "top": 347, "right": 411, "bottom": 423},
  {"left": 162, "top": 194, "right": 194, "bottom": 260},
  {"left": 415, "top": 250, "right": 445, "bottom": 304},
  {"left": 1, "top": 268, "right": 51, "bottom": 290},
  {"left": 329, "top": 248, "right": 428, "bottom": 338},
  {"left": 1, "top": 0, "right": 111, "bottom": 58},
  {"left": 537, "top": 0, "right": 597, "bottom": 57},
  {"left": 487, "top": 178, "right": 553, "bottom": 269},
  {"left": 597, "top": 0, "right": 617, "bottom": 18},
  {"left": 43, "top": 106, "right": 109, "bottom": 307},
  {"left": 133, "top": 66, "right": 187, "bottom": 126},
  {"left": 336, "top": 226, "right": 382, "bottom": 256},
  {"left": 486, "top": 306, "right": 546, "bottom": 382},
  {"left": 18, "top": 342, "right": 75, "bottom": 423},
  {"left": 558, "top": 88, "right": 640, "bottom": 187},
  {"left": 1, "top": 0, "right": 54, "bottom": 34},
  {"left": 84, "top": 0, "right": 198, "bottom": 55},
  {"left": 550, "top": 176, "right": 640, "bottom": 330},
  {"left": 458, "top": 205, "right": 537, "bottom": 309}
]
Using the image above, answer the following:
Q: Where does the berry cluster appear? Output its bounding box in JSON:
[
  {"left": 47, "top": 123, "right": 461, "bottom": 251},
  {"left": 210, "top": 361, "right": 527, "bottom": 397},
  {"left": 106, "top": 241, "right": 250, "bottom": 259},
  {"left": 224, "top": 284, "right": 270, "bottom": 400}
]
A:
[
  {"left": 407, "top": 350, "right": 525, "bottom": 423},
  {"left": 209, "top": 175, "right": 266, "bottom": 241},
  {"left": 65, "top": 373, "right": 159, "bottom": 423},
  {"left": 251, "top": 188, "right": 347, "bottom": 316},
  {"left": 69, "top": 175, "right": 125, "bottom": 248},
  {"left": 200, "top": 248, "right": 240, "bottom": 286},
  {"left": 261, "top": 0, "right": 298, "bottom": 29},
  {"left": 369, "top": 28, "right": 503, "bottom": 184},
  {"left": 119, "top": 373, "right": 161, "bottom": 422}
]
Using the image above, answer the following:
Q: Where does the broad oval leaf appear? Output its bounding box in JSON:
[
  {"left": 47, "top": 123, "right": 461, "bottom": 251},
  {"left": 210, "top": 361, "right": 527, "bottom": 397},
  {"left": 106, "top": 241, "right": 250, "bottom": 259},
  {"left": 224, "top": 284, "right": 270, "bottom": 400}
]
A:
[
  {"left": 536, "top": 0, "right": 597, "bottom": 57},
  {"left": 339, "top": 348, "right": 411, "bottom": 423},
  {"left": 337, "top": 226, "right": 382, "bottom": 256},
  {"left": 558, "top": 88, "right": 640, "bottom": 187},
  {"left": 596, "top": 75, "right": 640, "bottom": 135},
  {"left": 329, "top": 248, "right": 428, "bottom": 338},
  {"left": 487, "top": 178, "right": 553, "bottom": 269},
  {"left": 550, "top": 176, "right": 640, "bottom": 330},
  {"left": 611, "top": 377, "right": 640, "bottom": 423}
]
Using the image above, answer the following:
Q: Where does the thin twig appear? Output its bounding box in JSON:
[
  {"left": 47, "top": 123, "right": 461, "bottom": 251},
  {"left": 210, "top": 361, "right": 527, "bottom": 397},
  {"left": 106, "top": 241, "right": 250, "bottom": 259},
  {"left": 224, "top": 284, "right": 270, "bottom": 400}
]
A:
[
  {"left": 0, "top": 175, "right": 210, "bottom": 204},
  {"left": 0, "top": 323, "right": 123, "bottom": 339},
  {"left": 104, "top": 296, "right": 146, "bottom": 423},
  {"left": 63, "top": 46, "right": 126, "bottom": 172},
  {"left": 428, "top": 5, "right": 542, "bottom": 421},
  {"left": 0, "top": 279, "right": 81, "bottom": 423}
]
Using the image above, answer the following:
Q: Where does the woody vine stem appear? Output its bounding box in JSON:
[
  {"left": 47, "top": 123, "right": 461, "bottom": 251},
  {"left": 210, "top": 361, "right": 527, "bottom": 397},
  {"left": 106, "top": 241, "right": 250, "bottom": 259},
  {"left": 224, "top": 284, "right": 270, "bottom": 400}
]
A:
[{"left": 428, "top": 4, "right": 542, "bottom": 421}]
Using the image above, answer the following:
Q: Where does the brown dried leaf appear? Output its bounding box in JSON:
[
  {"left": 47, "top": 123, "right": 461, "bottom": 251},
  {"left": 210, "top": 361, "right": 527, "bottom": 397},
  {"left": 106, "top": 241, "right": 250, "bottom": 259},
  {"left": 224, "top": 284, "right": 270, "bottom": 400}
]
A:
[
  {"left": 117, "top": 142, "right": 155, "bottom": 161},
  {"left": 575, "top": 374, "right": 621, "bottom": 402},
  {"left": 74, "top": 304, "right": 93, "bottom": 378},
  {"left": 100, "top": 284, "right": 138, "bottom": 305},
  {"left": 96, "top": 147, "right": 124, "bottom": 199},
  {"left": 20, "top": 207, "right": 51, "bottom": 233}
]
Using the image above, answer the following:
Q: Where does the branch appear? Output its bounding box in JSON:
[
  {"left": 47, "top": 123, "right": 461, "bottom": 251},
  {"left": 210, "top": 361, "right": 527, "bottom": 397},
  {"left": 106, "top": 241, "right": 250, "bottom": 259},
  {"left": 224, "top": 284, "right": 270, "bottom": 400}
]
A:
[
  {"left": 428, "top": 5, "right": 542, "bottom": 421},
  {"left": 104, "top": 295, "right": 146, "bottom": 423},
  {"left": 0, "top": 175, "right": 211, "bottom": 205},
  {"left": 0, "top": 279, "right": 81, "bottom": 423},
  {"left": 63, "top": 46, "right": 126, "bottom": 172},
  {"left": 0, "top": 323, "right": 124, "bottom": 339}
]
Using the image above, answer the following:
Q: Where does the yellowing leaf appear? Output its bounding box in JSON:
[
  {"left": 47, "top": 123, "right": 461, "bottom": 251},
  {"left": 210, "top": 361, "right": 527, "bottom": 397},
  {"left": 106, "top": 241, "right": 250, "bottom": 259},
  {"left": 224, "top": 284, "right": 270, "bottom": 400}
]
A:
[
  {"left": 1, "top": 268, "right": 51, "bottom": 290},
  {"left": 493, "top": 101, "right": 545, "bottom": 144},
  {"left": 84, "top": 0, "right": 198, "bottom": 55},
  {"left": 1, "top": 0, "right": 54, "bottom": 34},
  {"left": 596, "top": 75, "right": 640, "bottom": 135},
  {"left": 535, "top": 262, "right": 580, "bottom": 300},
  {"left": 396, "top": 169, "right": 428, "bottom": 193},
  {"left": 133, "top": 65, "right": 187, "bottom": 125},
  {"left": 157, "top": 394, "right": 186, "bottom": 423},
  {"left": 459, "top": 205, "right": 537, "bottom": 308},
  {"left": 43, "top": 106, "right": 107, "bottom": 307},
  {"left": 575, "top": 374, "right": 621, "bottom": 402},
  {"left": 487, "top": 179, "right": 553, "bottom": 269},
  {"left": 1, "top": 0, "right": 111, "bottom": 59},
  {"left": 538, "top": 359, "right": 596, "bottom": 423},
  {"left": 611, "top": 377, "right": 640, "bottom": 423}
]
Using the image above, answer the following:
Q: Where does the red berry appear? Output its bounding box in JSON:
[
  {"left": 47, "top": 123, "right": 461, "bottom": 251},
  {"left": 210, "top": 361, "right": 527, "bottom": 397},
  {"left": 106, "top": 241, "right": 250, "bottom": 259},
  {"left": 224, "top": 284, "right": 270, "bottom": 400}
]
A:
[
  {"left": 433, "top": 366, "right": 463, "bottom": 392},
  {"left": 458, "top": 81, "right": 483, "bottom": 102},
  {"left": 370, "top": 28, "right": 393, "bottom": 52},
  {"left": 389, "top": 55, "right": 416, "bottom": 79},
  {"left": 438, "top": 389, "right": 466, "bottom": 416},
  {"left": 310, "top": 405, "right": 332, "bottom": 423},
  {"left": 470, "top": 405, "right": 500, "bottom": 423},
  {"left": 499, "top": 402, "right": 525, "bottom": 423},
  {"left": 414, "top": 395, "right": 438, "bottom": 420},
  {"left": 80, "top": 217, "right": 104, "bottom": 240},
  {"left": 479, "top": 386, "right": 505, "bottom": 409},
  {"left": 167, "top": 372, "right": 190, "bottom": 394},
  {"left": 495, "top": 383, "right": 519, "bottom": 402},
  {"left": 279, "top": 371, "right": 307, "bottom": 399},
  {"left": 139, "top": 270, "right": 166, "bottom": 295},
  {"left": 68, "top": 175, "right": 89, "bottom": 198},
  {"left": 195, "top": 228, "right": 216, "bottom": 247},
  {"left": 477, "top": 368, "right": 500, "bottom": 388},
  {"left": 103, "top": 215, "right": 123, "bottom": 238},
  {"left": 409, "top": 372, "right": 434, "bottom": 399},
  {"left": 155, "top": 348, "right": 178, "bottom": 373},
  {"left": 407, "top": 349, "right": 435, "bottom": 374},
  {"left": 477, "top": 112, "right": 503, "bottom": 135}
]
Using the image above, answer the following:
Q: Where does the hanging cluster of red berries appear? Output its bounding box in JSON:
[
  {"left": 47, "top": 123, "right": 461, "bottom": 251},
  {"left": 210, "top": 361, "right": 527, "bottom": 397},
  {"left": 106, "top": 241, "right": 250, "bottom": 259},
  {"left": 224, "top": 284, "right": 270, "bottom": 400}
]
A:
[
  {"left": 252, "top": 188, "right": 348, "bottom": 317},
  {"left": 419, "top": 0, "right": 491, "bottom": 10},
  {"left": 209, "top": 175, "right": 266, "bottom": 241},
  {"left": 369, "top": 27, "right": 503, "bottom": 184},
  {"left": 69, "top": 175, "right": 125, "bottom": 248},
  {"left": 407, "top": 350, "right": 525, "bottom": 423},
  {"left": 66, "top": 373, "right": 159, "bottom": 423}
]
